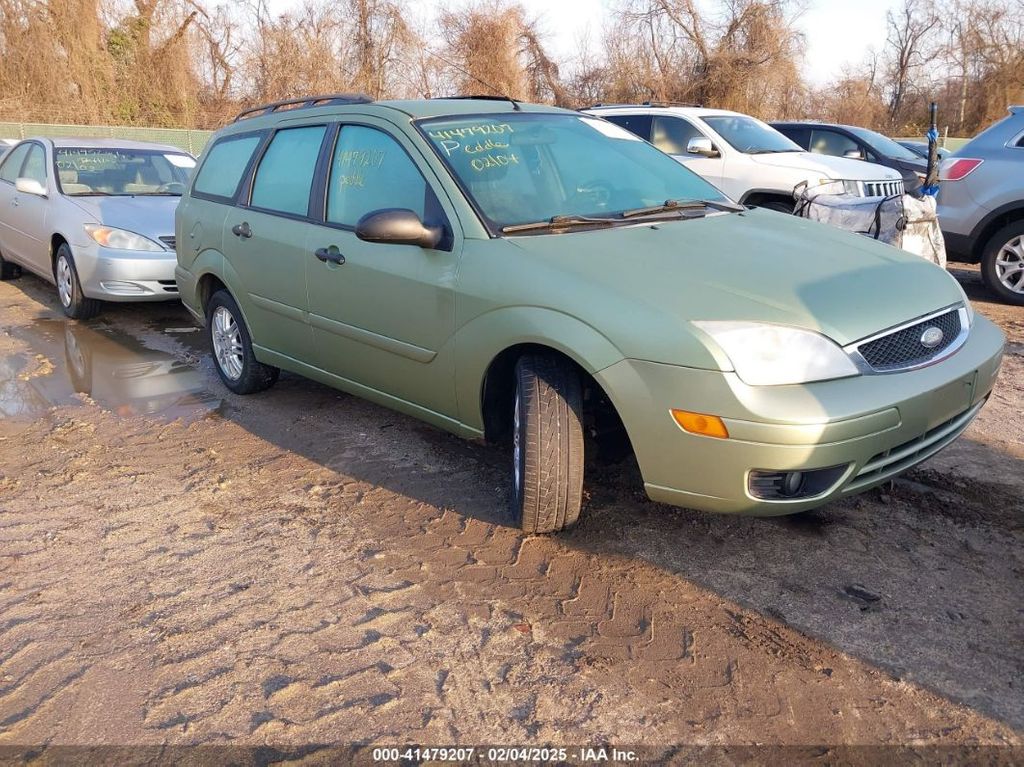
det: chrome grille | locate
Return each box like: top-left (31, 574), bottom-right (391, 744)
top-left (159, 235), bottom-right (176, 251)
top-left (860, 179), bottom-right (904, 198)
top-left (858, 310), bottom-right (961, 371)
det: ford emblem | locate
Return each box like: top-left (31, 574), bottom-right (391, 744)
top-left (920, 326), bottom-right (944, 348)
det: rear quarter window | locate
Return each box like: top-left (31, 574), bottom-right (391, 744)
top-left (193, 134), bottom-right (263, 200)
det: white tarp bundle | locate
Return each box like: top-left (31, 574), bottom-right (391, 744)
top-left (793, 182), bottom-right (946, 268)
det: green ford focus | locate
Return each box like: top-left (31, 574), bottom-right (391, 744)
top-left (175, 96), bottom-right (1004, 533)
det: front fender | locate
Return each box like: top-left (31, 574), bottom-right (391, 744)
top-left (454, 306), bottom-right (625, 431)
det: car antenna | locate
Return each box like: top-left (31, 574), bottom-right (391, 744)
top-left (427, 50), bottom-right (522, 111)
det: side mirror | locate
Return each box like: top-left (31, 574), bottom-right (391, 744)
top-left (843, 149), bottom-right (864, 160)
top-left (355, 208), bottom-right (443, 249)
top-left (686, 137), bottom-right (719, 158)
top-left (15, 177), bottom-right (46, 197)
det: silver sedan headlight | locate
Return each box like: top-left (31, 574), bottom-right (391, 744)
top-left (84, 224), bottom-right (164, 252)
top-left (694, 321), bottom-right (860, 386)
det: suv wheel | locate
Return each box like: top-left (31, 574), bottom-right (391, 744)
top-left (511, 353), bottom-right (584, 534)
top-left (54, 244), bottom-right (101, 320)
top-left (206, 290), bottom-right (279, 394)
top-left (980, 222), bottom-right (1024, 306)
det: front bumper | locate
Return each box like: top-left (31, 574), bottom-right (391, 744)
top-left (74, 242), bottom-right (179, 302)
top-left (595, 314), bottom-right (1005, 515)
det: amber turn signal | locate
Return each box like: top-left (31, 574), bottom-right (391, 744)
top-left (670, 409), bottom-right (729, 439)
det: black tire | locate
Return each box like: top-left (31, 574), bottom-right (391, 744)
top-left (511, 353), bottom-right (585, 534)
top-left (205, 289), bottom-right (279, 394)
top-left (54, 244), bottom-right (101, 320)
top-left (0, 249), bottom-right (22, 280)
top-left (759, 200), bottom-right (795, 214)
top-left (980, 221), bottom-right (1024, 306)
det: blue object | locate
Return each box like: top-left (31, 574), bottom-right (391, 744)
top-left (927, 127), bottom-right (939, 142)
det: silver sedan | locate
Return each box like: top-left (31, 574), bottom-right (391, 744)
top-left (0, 137), bottom-right (196, 319)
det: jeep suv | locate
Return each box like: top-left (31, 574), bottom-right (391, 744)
top-left (176, 95), bottom-right (1002, 533)
top-left (937, 105), bottom-right (1024, 305)
top-left (583, 104), bottom-right (904, 211)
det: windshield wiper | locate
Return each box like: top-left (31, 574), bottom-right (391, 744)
top-left (502, 215), bottom-right (617, 234)
top-left (621, 198), bottom-right (744, 219)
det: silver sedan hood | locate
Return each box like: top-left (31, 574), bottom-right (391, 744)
top-left (67, 195), bottom-right (179, 244)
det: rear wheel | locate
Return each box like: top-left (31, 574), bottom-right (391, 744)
top-left (54, 244), bottom-right (101, 320)
top-left (980, 222), bottom-right (1024, 306)
top-left (205, 289), bottom-right (279, 394)
top-left (510, 353), bottom-right (585, 534)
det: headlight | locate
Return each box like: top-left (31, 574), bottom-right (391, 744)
top-left (694, 321), bottom-right (860, 386)
top-left (84, 224), bottom-right (164, 252)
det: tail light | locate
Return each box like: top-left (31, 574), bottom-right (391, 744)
top-left (939, 158), bottom-right (983, 181)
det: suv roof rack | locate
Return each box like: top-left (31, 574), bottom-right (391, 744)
top-left (590, 101), bottom-right (703, 109)
top-left (435, 94), bottom-right (522, 111)
top-left (233, 93), bottom-right (373, 122)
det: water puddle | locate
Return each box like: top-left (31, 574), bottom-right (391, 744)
top-left (0, 319), bottom-right (221, 423)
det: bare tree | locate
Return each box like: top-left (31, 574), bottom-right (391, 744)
top-left (882, 0), bottom-right (941, 129)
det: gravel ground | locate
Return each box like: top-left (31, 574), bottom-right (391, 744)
top-left (0, 263), bottom-right (1021, 753)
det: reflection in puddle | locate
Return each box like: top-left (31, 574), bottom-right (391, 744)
top-left (0, 319), bottom-right (221, 422)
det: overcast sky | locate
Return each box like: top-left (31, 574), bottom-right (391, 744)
top-left (265, 0), bottom-right (896, 86)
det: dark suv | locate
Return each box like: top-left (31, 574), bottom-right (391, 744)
top-left (772, 121), bottom-right (927, 193)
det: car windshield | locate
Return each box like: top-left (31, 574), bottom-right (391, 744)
top-left (848, 127), bottom-right (922, 161)
top-left (701, 115), bottom-right (801, 154)
top-left (55, 147), bottom-right (196, 196)
top-left (418, 112), bottom-right (727, 232)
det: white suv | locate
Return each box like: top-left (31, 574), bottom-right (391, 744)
top-left (584, 105), bottom-right (904, 211)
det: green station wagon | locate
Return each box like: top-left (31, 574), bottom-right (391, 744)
top-left (175, 95), bottom-right (1005, 533)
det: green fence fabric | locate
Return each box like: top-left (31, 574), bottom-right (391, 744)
top-left (0, 123), bottom-right (213, 155)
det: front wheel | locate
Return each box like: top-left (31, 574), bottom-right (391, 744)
top-left (511, 354), bottom-right (585, 534)
top-left (205, 290), bottom-right (279, 394)
top-left (54, 244), bottom-right (101, 320)
top-left (980, 222), bottom-right (1024, 306)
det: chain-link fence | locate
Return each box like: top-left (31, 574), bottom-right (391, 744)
top-left (0, 123), bottom-right (212, 155)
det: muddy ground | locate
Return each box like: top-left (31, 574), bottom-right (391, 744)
top-left (0, 264), bottom-right (1021, 753)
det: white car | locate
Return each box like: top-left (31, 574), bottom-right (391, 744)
top-left (583, 105), bottom-right (904, 212)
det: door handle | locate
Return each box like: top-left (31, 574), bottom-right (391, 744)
top-left (314, 246), bottom-right (346, 265)
top-left (231, 222), bottom-right (252, 239)
top-left (11, 198), bottom-right (18, 207)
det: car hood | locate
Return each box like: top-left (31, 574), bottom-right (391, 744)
top-left (503, 209), bottom-right (963, 367)
top-left (750, 151), bottom-right (902, 181)
top-left (67, 195), bottom-right (178, 241)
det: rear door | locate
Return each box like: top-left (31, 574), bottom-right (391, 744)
top-left (222, 124), bottom-right (328, 363)
top-left (601, 113), bottom-right (653, 142)
top-left (304, 120), bottom-right (460, 417)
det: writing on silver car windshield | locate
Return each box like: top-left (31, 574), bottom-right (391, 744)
top-left (420, 113), bottom-right (731, 233)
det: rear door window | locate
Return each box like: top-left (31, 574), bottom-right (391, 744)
top-left (0, 144), bottom-right (30, 183)
top-left (193, 134), bottom-right (263, 200)
top-left (603, 114), bottom-right (653, 142)
top-left (250, 125), bottom-right (327, 217)
top-left (810, 129), bottom-right (860, 157)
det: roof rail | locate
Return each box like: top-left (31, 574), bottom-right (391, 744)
top-left (233, 93), bottom-right (373, 122)
top-left (435, 94), bottom-right (522, 111)
top-left (590, 100), bottom-right (703, 109)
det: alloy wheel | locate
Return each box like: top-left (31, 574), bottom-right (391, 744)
top-left (56, 255), bottom-right (73, 307)
top-left (995, 235), bottom-right (1024, 294)
top-left (211, 305), bottom-right (244, 380)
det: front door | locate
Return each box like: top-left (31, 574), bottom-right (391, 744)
top-left (222, 125), bottom-right (328, 363)
top-left (652, 116), bottom-right (726, 190)
top-left (305, 122), bottom-right (459, 418)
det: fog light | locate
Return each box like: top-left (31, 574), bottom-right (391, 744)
top-left (671, 409), bottom-right (729, 439)
top-left (99, 280), bottom-right (148, 295)
top-left (748, 465), bottom-right (849, 500)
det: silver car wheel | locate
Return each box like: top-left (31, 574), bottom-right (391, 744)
top-left (56, 255), bottom-right (73, 307)
top-left (513, 394), bottom-right (522, 498)
top-left (995, 235), bottom-right (1024, 294)
top-left (211, 305), bottom-right (244, 381)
